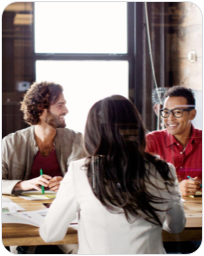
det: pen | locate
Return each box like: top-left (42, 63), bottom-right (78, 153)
top-left (187, 175), bottom-right (194, 181)
top-left (187, 176), bottom-right (202, 188)
top-left (40, 169), bottom-right (45, 194)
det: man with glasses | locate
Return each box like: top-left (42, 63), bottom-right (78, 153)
top-left (146, 86), bottom-right (202, 197)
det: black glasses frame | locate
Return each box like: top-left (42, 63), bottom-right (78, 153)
top-left (160, 108), bottom-right (194, 118)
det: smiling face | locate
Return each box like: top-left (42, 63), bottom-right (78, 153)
top-left (45, 93), bottom-right (68, 128)
top-left (163, 96), bottom-right (196, 139)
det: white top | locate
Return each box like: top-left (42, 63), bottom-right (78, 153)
top-left (40, 158), bottom-right (186, 254)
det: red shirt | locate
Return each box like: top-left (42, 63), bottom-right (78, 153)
top-left (30, 148), bottom-right (62, 179)
top-left (145, 125), bottom-right (202, 181)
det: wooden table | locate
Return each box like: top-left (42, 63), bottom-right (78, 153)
top-left (2, 195), bottom-right (202, 246)
top-left (2, 195), bottom-right (78, 246)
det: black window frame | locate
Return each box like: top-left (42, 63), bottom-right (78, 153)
top-left (32, 2), bottom-right (166, 131)
top-left (33, 2), bottom-right (136, 102)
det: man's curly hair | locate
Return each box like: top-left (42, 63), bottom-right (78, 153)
top-left (20, 81), bottom-right (63, 125)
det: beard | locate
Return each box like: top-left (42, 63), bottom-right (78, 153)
top-left (45, 110), bottom-right (66, 129)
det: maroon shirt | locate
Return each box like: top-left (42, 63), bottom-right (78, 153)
top-left (146, 125), bottom-right (202, 181)
top-left (30, 148), bottom-right (62, 179)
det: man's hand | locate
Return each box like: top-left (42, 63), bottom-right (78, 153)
top-left (14, 175), bottom-right (52, 192)
top-left (179, 177), bottom-right (201, 197)
top-left (48, 176), bottom-right (63, 192)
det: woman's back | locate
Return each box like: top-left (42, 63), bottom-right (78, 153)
top-left (68, 158), bottom-right (185, 254)
top-left (40, 95), bottom-right (185, 253)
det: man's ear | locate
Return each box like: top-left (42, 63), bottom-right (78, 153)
top-left (190, 109), bottom-right (196, 120)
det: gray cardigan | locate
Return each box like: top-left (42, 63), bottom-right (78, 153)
top-left (2, 126), bottom-right (85, 195)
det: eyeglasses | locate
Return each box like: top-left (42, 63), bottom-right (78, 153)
top-left (160, 108), bottom-right (194, 118)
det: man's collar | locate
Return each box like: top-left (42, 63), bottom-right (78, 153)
top-left (165, 131), bottom-right (178, 147)
top-left (165, 124), bottom-right (198, 147)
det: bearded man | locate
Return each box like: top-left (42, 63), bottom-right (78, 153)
top-left (2, 81), bottom-right (85, 194)
top-left (2, 81), bottom-right (85, 253)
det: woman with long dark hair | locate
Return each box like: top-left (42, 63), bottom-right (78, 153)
top-left (40, 95), bottom-right (185, 254)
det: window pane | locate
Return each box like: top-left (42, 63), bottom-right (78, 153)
top-left (34, 2), bottom-right (127, 53)
top-left (36, 61), bottom-right (128, 133)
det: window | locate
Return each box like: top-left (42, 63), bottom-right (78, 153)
top-left (34, 2), bottom-right (127, 54)
top-left (36, 61), bottom-right (128, 133)
top-left (34, 2), bottom-right (131, 133)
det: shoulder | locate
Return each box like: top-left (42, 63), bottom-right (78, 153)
top-left (56, 128), bottom-right (83, 145)
top-left (193, 127), bottom-right (202, 144)
top-left (146, 157), bottom-right (174, 172)
top-left (167, 162), bottom-right (176, 174)
top-left (70, 158), bottom-right (87, 169)
top-left (68, 158), bottom-right (87, 180)
top-left (2, 126), bottom-right (33, 144)
top-left (194, 128), bottom-right (202, 136)
top-left (146, 129), bottom-right (167, 139)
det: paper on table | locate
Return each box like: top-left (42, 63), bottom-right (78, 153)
top-left (2, 208), bottom-right (48, 227)
top-left (2, 213), bottom-right (39, 227)
top-left (19, 190), bottom-right (56, 200)
top-left (12, 209), bottom-right (49, 226)
top-left (2, 196), bottom-right (25, 213)
top-left (3, 208), bottom-right (78, 227)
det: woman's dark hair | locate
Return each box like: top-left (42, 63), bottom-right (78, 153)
top-left (164, 85), bottom-right (195, 108)
top-left (84, 95), bottom-right (175, 226)
top-left (20, 81), bottom-right (63, 125)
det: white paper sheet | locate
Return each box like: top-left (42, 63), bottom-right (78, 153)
top-left (2, 196), bottom-right (25, 213)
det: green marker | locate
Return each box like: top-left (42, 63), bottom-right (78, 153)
top-left (40, 169), bottom-right (45, 194)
